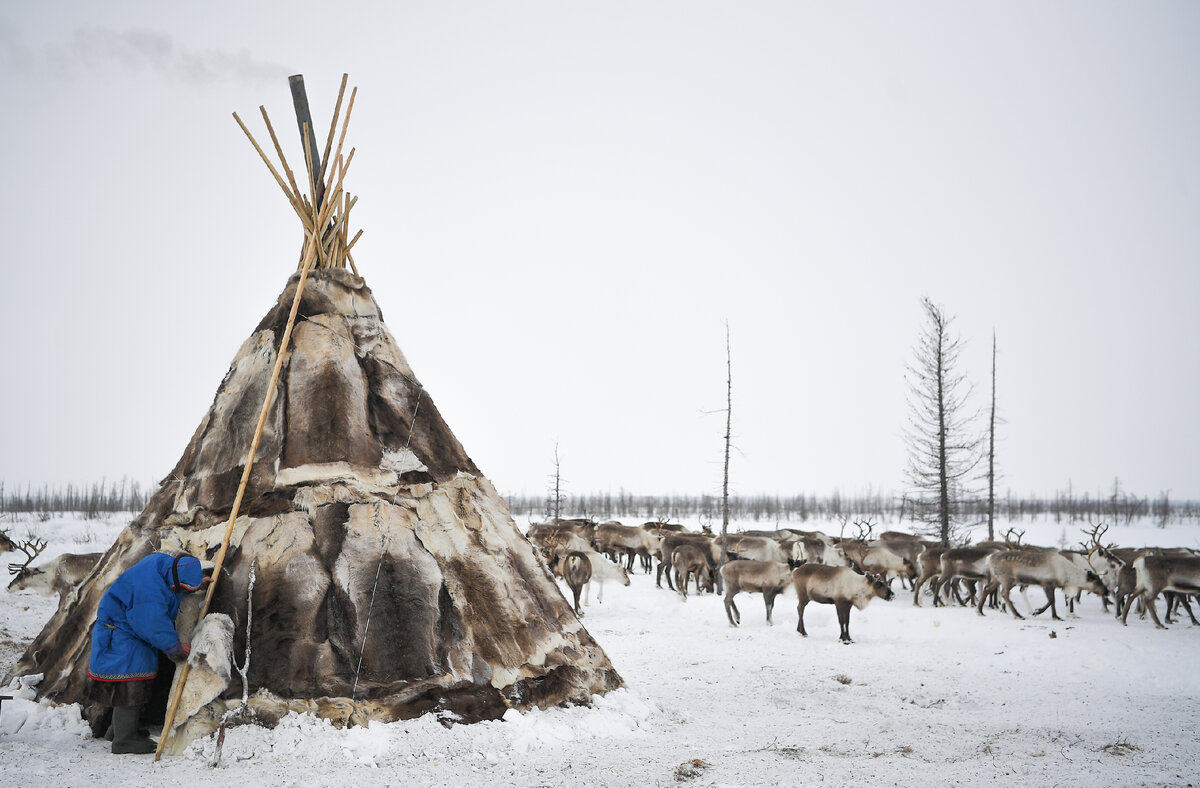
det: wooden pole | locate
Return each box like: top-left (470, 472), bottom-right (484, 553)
top-left (289, 75), bottom-right (325, 210)
top-left (232, 111), bottom-right (310, 227)
top-left (316, 74), bottom-right (349, 197)
top-left (154, 221), bottom-right (323, 761)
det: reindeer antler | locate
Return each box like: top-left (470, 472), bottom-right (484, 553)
top-left (8, 537), bottom-right (48, 575)
top-left (1080, 521), bottom-right (1119, 560)
top-left (1002, 527), bottom-right (1025, 547)
top-left (852, 518), bottom-right (875, 543)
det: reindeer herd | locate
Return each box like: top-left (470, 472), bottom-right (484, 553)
top-left (526, 518), bottom-right (1200, 642)
top-left (2, 519), bottom-right (1198, 645)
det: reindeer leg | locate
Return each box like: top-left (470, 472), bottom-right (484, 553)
top-left (1002, 582), bottom-right (1024, 620)
top-left (724, 595), bottom-right (739, 627)
top-left (796, 598), bottom-right (808, 637)
top-left (950, 578), bottom-right (967, 606)
top-left (912, 576), bottom-right (925, 607)
top-left (764, 589), bottom-right (778, 625)
top-left (836, 600), bottom-right (853, 643)
top-left (1178, 593), bottom-right (1200, 626)
top-left (1045, 585), bottom-right (1063, 621)
top-left (976, 581), bottom-right (994, 616)
top-left (1145, 593), bottom-right (1168, 629)
top-left (1121, 589), bottom-right (1142, 625)
top-left (1031, 589), bottom-right (1055, 617)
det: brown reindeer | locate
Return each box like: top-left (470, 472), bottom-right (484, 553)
top-left (550, 551), bottom-right (593, 616)
top-left (911, 545), bottom-right (948, 606)
top-left (791, 563), bottom-right (894, 643)
top-left (937, 544), bottom-right (1007, 606)
top-left (719, 560), bottom-right (791, 627)
top-left (671, 543), bottom-right (712, 599)
top-left (595, 521), bottom-right (660, 573)
top-left (656, 532), bottom-right (719, 590)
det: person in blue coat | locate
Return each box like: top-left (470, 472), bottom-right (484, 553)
top-left (87, 552), bottom-right (210, 754)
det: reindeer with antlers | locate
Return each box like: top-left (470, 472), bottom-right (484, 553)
top-left (7, 537), bottom-right (48, 578)
top-left (835, 519), bottom-right (915, 590)
top-left (9, 538), bottom-right (104, 608)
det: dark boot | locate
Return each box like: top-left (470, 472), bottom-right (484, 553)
top-left (104, 721), bottom-right (149, 741)
top-left (111, 706), bottom-right (156, 755)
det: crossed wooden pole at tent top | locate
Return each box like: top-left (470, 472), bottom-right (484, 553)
top-left (155, 74), bottom-right (361, 760)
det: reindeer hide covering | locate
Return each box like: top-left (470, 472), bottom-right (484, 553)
top-left (9, 269), bottom-right (622, 750)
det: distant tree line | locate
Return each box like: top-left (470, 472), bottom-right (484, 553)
top-left (0, 478), bottom-right (151, 521)
top-left (505, 485), bottom-right (1197, 529)
top-left (2, 478), bottom-right (1192, 529)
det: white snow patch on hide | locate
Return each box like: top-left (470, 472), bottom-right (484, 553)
top-left (172, 614), bottom-right (234, 729)
top-left (381, 447), bottom-right (427, 475)
top-left (275, 462), bottom-right (398, 491)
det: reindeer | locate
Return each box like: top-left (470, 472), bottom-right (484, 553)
top-left (791, 563), bottom-right (893, 643)
top-left (550, 551), bottom-right (592, 616)
top-left (595, 521), bottom-right (660, 573)
top-left (527, 518), bottom-right (596, 546)
top-left (790, 532), bottom-right (846, 567)
top-left (719, 560), bottom-right (791, 627)
top-left (976, 549), bottom-right (1107, 621)
top-left (911, 545), bottom-right (948, 606)
top-left (878, 532), bottom-right (936, 590)
top-left (1, 528), bottom-right (17, 553)
top-left (530, 529), bottom-right (592, 559)
top-left (724, 534), bottom-right (790, 564)
top-left (656, 532), bottom-right (719, 590)
top-left (580, 549), bottom-right (631, 605)
top-left (834, 520), bottom-right (914, 588)
top-left (671, 543), bottom-right (711, 599)
top-left (1121, 552), bottom-right (1200, 629)
top-left (8, 547), bottom-right (103, 607)
top-left (936, 544), bottom-right (1008, 607)
top-left (1069, 523), bottom-right (1125, 613)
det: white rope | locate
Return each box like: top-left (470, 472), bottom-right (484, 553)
top-left (351, 533), bottom-right (388, 699)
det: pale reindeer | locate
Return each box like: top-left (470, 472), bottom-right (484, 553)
top-left (7, 540), bottom-right (104, 609)
top-left (1121, 552), bottom-right (1200, 629)
top-left (791, 563), bottom-right (894, 643)
top-left (719, 559), bottom-right (791, 627)
top-left (975, 549), bottom-right (1107, 621)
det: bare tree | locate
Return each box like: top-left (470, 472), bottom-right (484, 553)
top-left (719, 321), bottom-right (732, 586)
top-left (904, 297), bottom-right (979, 546)
top-left (983, 332), bottom-right (1002, 541)
top-left (545, 442), bottom-right (565, 522)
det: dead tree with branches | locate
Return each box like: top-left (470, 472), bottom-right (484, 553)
top-left (903, 297), bottom-right (980, 546)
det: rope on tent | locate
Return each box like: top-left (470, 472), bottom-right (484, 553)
top-left (405, 389), bottom-right (424, 450)
top-left (351, 533), bottom-right (389, 700)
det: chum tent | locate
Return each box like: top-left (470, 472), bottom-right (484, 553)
top-left (8, 75), bottom-right (621, 754)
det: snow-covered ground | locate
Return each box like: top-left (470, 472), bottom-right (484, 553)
top-left (2, 513), bottom-right (1198, 787)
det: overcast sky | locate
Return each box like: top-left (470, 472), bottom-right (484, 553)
top-left (2, 2), bottom-right (1198, 504)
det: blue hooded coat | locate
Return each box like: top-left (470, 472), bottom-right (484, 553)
top-left (87, 553), bottom-right (203, 683)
